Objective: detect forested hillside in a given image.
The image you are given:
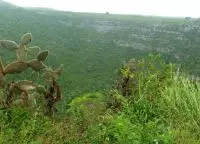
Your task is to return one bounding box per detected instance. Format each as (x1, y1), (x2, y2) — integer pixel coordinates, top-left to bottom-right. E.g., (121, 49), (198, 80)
(1, 1), (200, 100)
(0, 1), (200, 143)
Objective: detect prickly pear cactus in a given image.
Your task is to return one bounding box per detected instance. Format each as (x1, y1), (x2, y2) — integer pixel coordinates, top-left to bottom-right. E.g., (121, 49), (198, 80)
(0, 32), (63, 116)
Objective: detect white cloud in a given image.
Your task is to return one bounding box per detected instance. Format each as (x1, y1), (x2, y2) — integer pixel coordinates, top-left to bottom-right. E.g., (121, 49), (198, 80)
(4, 0), (200, 17)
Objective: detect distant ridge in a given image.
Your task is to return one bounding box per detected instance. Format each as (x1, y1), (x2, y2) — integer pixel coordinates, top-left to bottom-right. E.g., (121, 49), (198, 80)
(24, 6), (56, 11)
(0, 0), (64, 12)
(0, 0), (19, 9)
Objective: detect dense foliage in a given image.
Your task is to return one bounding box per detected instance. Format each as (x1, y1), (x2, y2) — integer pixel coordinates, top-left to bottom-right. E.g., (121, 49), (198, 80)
(0, 54), (199, 143)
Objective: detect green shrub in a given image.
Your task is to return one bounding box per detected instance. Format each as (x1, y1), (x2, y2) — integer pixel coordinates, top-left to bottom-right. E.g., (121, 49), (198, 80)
(0, 107), (51, 144)
(67, 92), (106, 133)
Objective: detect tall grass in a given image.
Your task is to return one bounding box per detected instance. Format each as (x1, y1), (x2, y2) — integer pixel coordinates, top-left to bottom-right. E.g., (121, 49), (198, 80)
(159, 74), (200, 143)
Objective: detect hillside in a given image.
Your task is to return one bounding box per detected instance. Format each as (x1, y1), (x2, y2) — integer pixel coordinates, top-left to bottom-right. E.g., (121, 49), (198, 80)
(0, 1), (200, 101)
(1, 1), (200, 143)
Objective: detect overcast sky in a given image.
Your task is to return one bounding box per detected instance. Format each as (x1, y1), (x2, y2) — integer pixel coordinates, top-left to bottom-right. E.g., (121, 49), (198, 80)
(4, 0), (200, 18)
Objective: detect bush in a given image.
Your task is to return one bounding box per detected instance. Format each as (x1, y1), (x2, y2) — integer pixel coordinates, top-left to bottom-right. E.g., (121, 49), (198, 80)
(0, 107), (52, 144)
(67, 92), (106, 135)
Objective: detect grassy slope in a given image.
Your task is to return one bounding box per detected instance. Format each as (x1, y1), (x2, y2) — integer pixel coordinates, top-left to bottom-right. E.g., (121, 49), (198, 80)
(0, 1), (200, 101)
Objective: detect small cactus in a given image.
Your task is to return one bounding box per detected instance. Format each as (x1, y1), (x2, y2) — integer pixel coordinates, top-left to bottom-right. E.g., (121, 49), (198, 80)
(20, 33), (32, 46)
(0, 40), (19, 51)
(37, 50), (49, 61)
(4, 61), (29, 74)
(28, 59), (47, 72)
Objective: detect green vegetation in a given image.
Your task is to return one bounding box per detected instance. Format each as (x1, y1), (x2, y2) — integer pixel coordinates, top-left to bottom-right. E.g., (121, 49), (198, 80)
(1, 1), (200, 100)
(0, 1), (200, 143)
(0, 54), (199, 143)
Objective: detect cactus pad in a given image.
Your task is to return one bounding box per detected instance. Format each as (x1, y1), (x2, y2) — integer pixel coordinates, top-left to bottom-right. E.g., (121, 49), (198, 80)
(21, 33), (32, 45)
(28, 59), (47, 72)
(4, 61), (29, 74)
(15, 80), (37, 91)
(0, 40), (19, 51)
(16, 44), (27, 60)
(37, 50), (49, 61)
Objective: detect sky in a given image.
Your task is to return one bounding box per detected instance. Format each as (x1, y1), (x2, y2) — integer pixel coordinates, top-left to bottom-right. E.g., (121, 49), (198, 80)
(3, 0), (200, 18)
